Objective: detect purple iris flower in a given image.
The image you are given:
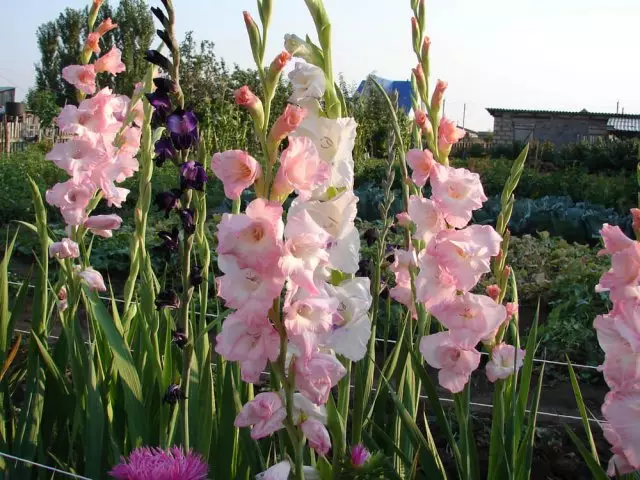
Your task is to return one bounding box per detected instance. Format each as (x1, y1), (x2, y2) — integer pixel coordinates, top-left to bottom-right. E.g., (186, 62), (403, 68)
(154, 138), (177, 167)
(179, 209), (196, 236)
(166, 109), (199, 150)
(179, 161), (207, 191)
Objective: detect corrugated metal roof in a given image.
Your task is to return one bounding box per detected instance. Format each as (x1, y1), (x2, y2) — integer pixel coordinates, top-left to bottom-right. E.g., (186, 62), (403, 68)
(607, 117), (640, 133)
(486, 107), (640, 118)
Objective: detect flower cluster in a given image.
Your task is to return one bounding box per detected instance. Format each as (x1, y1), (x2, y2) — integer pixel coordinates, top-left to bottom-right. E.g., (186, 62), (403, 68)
(398, 152), (522, 393)
(593, 221), (640, 475)
(45, 18), (140, 292)
(212, 48), (371, 457)
(109, 446), (208, 480)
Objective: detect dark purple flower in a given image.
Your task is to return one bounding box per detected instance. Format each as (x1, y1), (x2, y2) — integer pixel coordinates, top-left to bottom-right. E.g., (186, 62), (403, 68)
(179, 209), (196, 236)
(357, 259), (371, 278)
(167, 109), (199, 150)
(171, 327), (188, 349)
(145, 90), (171, 113)
(350, 444), (371, 467)
(144, 49), (173, 72)
(154, 137), (177, 167)
(363, 228), (379, 247)
(180, 161), (207, 191)
(162, 384), (186, 405)
(190, 264), (203, 287)
(155, 290), (180, 310)
(153, 77), (177, 94)
(157, 227), (179, 252)
(109, 446), (207, 480)
(155, 190), (181, 216)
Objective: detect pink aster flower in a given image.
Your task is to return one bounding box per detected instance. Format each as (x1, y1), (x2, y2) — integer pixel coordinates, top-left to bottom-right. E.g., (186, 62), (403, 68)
(430, 163), (487, 228)
(61, 64), (97, 95)
(84, 214), (122, 238)
(406, 148), (435, 187)
(419, 331), (481, 394)
(49, 238), (80, 259)
(272, 136), (331, 200)
(407, 195), (445, 244)
(486, 343), (525, 382)
(301, 418), (331, 455)
(234, 392), (286, 440)
(94, 47), (126, 75)
(211, 150), (262, 200)
(109, 445), (208, 480)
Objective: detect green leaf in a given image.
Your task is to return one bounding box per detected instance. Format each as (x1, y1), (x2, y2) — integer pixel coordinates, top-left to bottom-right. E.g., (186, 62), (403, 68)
(30, 330), (69, 395)
(85, 345), (105, 479)
(566, 357), (600, 464)
(564, 426), (609, 480)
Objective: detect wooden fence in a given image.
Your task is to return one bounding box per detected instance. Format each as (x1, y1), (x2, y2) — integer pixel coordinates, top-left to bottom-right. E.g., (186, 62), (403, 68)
(0, 115), (63, 154)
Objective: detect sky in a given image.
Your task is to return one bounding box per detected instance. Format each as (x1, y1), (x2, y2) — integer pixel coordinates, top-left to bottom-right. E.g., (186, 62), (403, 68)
(1, 0), (640, 130)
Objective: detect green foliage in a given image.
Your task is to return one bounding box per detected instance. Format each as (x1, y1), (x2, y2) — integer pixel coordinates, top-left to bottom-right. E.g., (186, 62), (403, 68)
(25, 88), (59, 128)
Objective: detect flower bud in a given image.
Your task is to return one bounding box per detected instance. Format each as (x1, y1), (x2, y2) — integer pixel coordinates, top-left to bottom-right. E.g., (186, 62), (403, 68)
(95, 17), (118, 36)
(413, 64), (427, 101)
(268, 104), (307, 146)
(284, 34), (323, 66)
(243, 11), (262, 63)
(266, 51), (292, 94)
(506, 302), (519, 320)
(233, 85), (264, 130)
(259, 0), (272, 30)
(431, 79), (447, 111)
(411, 17), (421, 56)
(486, 284), (501, 302)
(417, 0), (426, 33)
(57, 286), (68, 312)
(503, 265), (512, 280)
(421, 37), (431, 77)
(396, 212), (412, 227)
(84, 32), (101, 54)
(632, 208), (640, 235)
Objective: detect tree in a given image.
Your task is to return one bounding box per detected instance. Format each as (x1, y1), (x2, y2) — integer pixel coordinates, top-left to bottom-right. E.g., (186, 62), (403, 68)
(25, 88), (59, 128)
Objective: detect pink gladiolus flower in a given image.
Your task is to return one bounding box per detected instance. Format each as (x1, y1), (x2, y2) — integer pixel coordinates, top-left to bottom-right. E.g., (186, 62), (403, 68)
(211, 150), (261, 200)
(271, 50), (292, 72)
(272, 137), (331, 200)
(408, 195), (445, 244)
(389, 248), (417, 285)
(486, 343), (525, 382)
(256, 461), (292, 480)
(94, 47), (126, 75)
(438, 117), (465, 151)
(284, 291), (338, 336)
(45, 136), (107, 179)
(603, 425), (638, 475)
(234, 392), (286, 440)
(77, 267), (106, 292)
(46, 180), (95, 226)
(279, 210), (331, 294)
(109, 446), (208, 480)
(56, 88), (123, 139)
(350, 444), (371, 467)
(49, 238), (80, 259)
(430, 163), (487, 228)
(420, 331), (481, 394)
(396, 212), (412, 227)
(62, 65), (97, 95)
(599, 224), (635, 256)
(431, 79), (448, 108)
(427, 225), (501, 291)
(296, 351), (347, 405)
(216, 255), (284, 311)
(85, 32), (101, 54)
(632, 208), (640, 233)
(269, 105), (308, 143)
(215, 311), (280, 384)
(217, 198), (284, 274)
(412, 63), (424, 85)
(96, 17), (118, 36)
(602, 390), (640, 469)
(84, 214), (122, 238)
(416, 252), (458, 309)
(301, 418), (331, 456)
(57, 286), (68, 312)
(234, 85), (260, 108)
(406, 148), (435, 187)
(430, 293), (506, 347)
(505, 302), (518, 320)
(596, 242), (640, 301)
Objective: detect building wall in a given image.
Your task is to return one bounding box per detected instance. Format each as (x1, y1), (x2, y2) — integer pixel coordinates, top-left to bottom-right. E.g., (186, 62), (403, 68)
(0, 89), (16, 107)
(492, 113), (609, 146)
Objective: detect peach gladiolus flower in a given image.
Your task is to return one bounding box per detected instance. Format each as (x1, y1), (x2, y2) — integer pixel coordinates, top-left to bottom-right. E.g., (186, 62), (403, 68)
(211, 150), (261, 200)
(62, 65), (97, 95)
(406, 148), (435, 187)
(94, 47), (126, 75)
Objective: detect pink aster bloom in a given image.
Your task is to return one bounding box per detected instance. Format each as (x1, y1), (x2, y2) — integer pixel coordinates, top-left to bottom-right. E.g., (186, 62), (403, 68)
(486, 343), (525, 382)
(301, 418), (331, 456)
(438, 117), (465, 155)
(406, 148), (435, 187)
(62, 64), (97, 95)
(211, 150), (262, 200)
(419, 331), (481, 394)
(77, 267), (106, 292)
(94, 47), (126, 75)
(269, 105), (308, 143)
(295, 351), (347, 405)
(408, 195), (445, 244)
(216, 198), (284, 274)
(279, 209), (331, 294)
(430, 293), (506, 347)
(272, 136), (331, 200)
(430, 163), (487, 228)
(109, 446), (208, 480)
(427, 225), (501, 291)
(216, 255), (284, 312)
(83, 214), (122, 238)
(215, 311), (280, 384)
(599, 224), (635, 256)
(49, 238), (80, 259)
(46, 180), (96, 226)
(234, 392), (286, 440)
(601, 390), (640, 469)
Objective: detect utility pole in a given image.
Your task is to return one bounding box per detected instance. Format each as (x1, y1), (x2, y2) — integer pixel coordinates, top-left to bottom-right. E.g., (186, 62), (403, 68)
(462, 103), (466, 128)
(617, 100), (620, 114)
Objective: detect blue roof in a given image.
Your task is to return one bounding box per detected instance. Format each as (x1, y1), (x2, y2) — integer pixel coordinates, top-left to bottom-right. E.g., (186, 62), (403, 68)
(356, 75), (413, 112)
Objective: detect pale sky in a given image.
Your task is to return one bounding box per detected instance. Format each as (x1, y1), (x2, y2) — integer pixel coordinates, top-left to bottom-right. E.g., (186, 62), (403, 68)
(1, 0), (640, 130)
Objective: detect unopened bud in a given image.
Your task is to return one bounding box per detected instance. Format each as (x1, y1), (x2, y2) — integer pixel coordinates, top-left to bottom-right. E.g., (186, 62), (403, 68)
(632, 208), (640, 235)
(234, 85), (264, 130)
(506, 302), (518, 320)
(58, 286), (68, 312)
(266, 51), (292, 98)
(421, 36), (431, 59)
(413, 64), (427, 100)
(414, 109), (432, 134)
(411, 17), (421, 56)
(503, 265), (511, 279)
(486, 284), (501, 302)
(243, 11), (262, 63)
(396, 212), (412, 227)
(431, 79), (448, 111)
(417, 0), (426, 32)
(95, 18), (118, 36)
